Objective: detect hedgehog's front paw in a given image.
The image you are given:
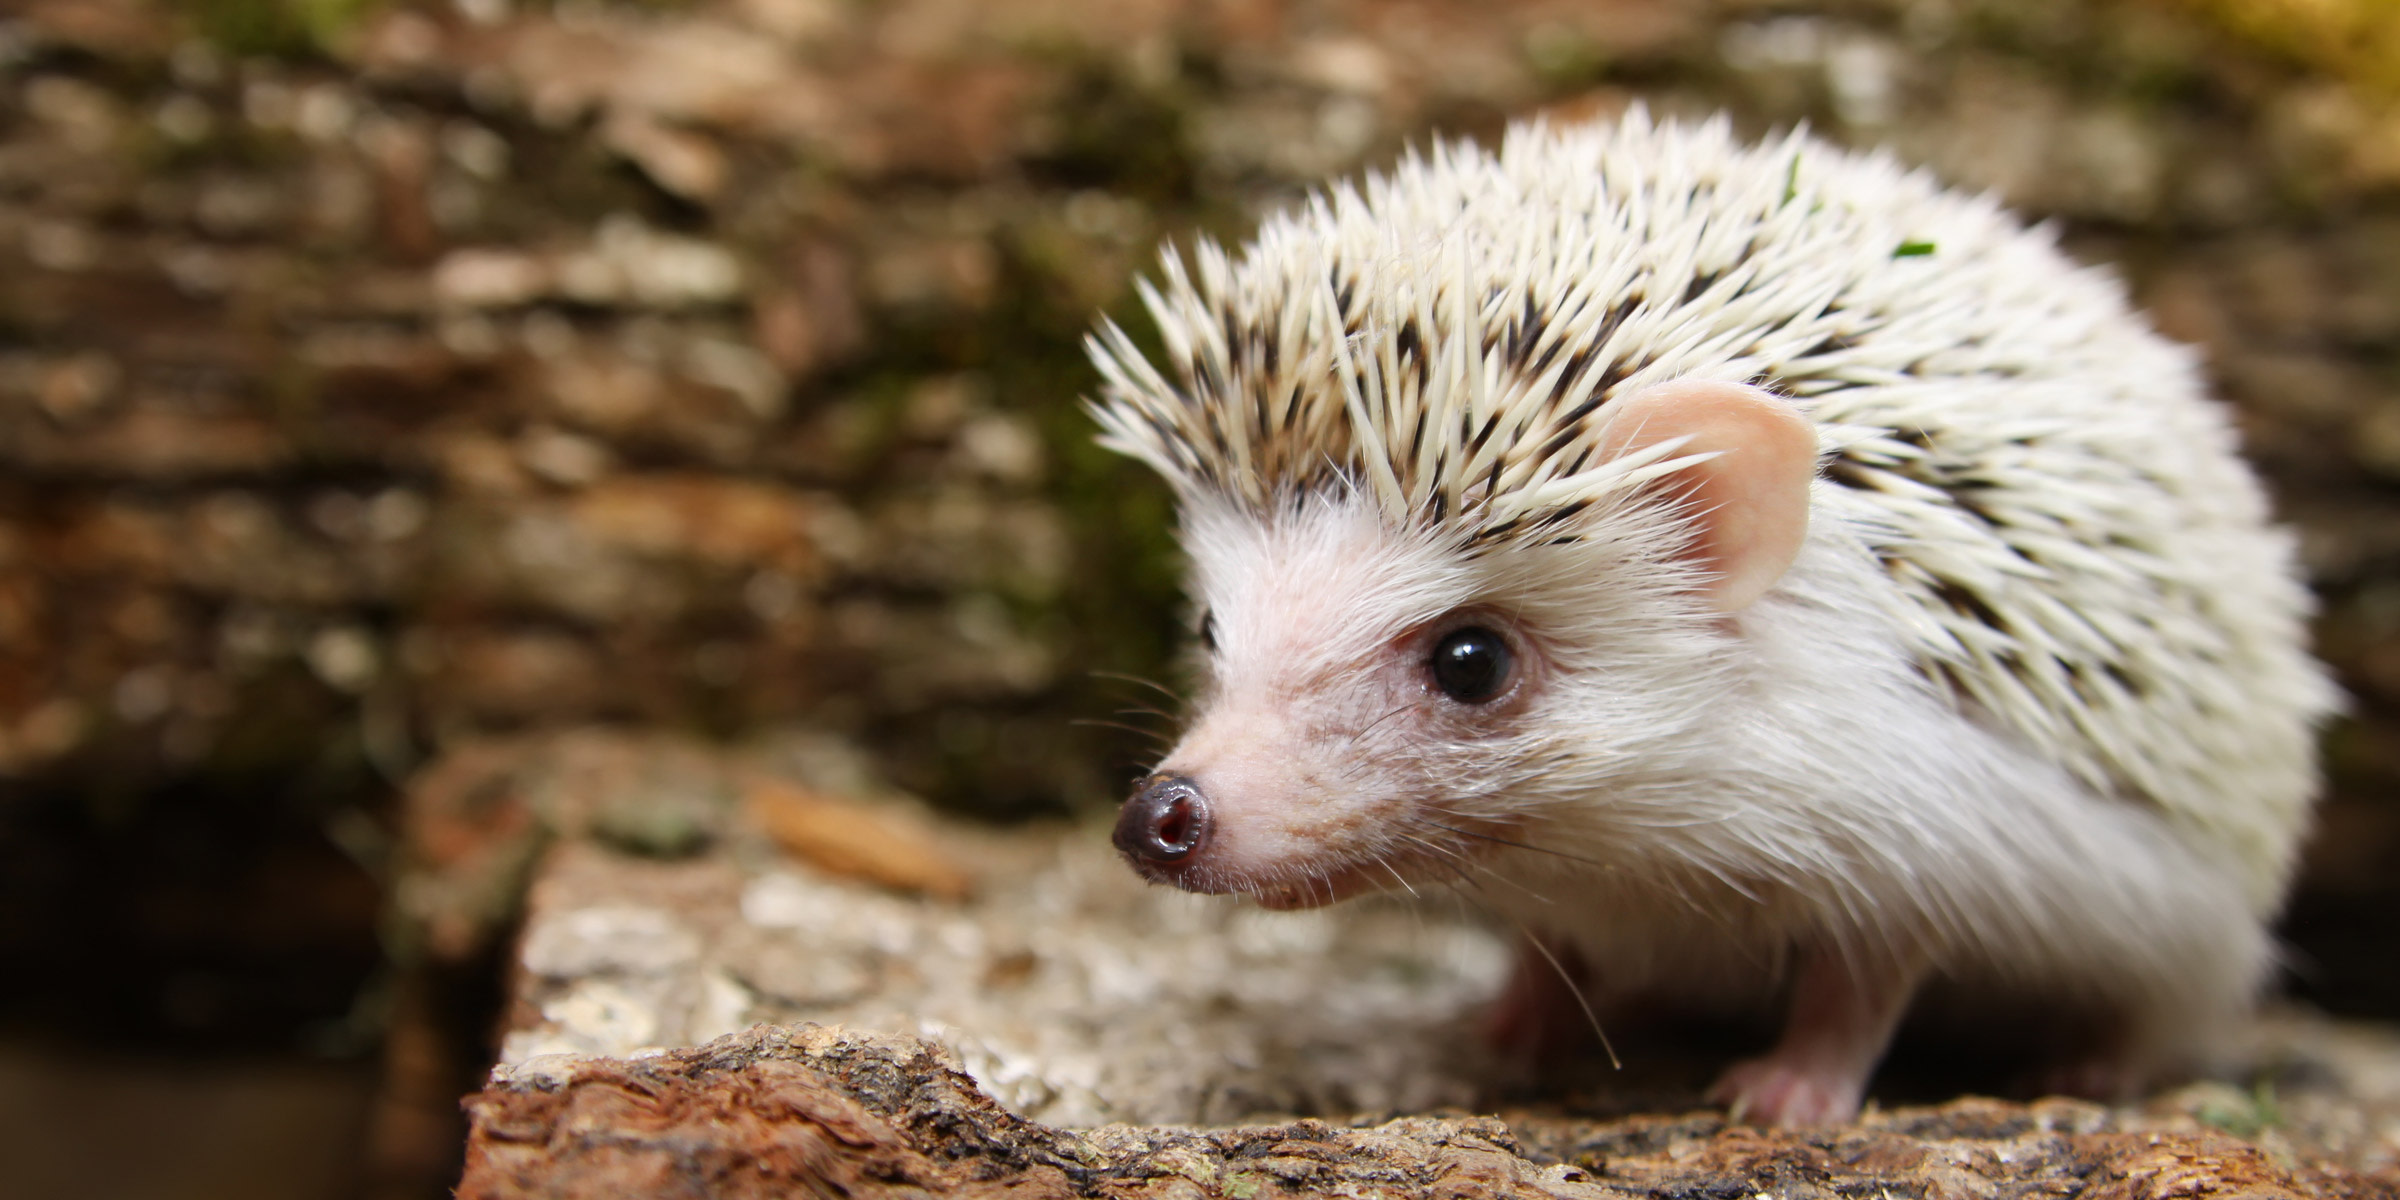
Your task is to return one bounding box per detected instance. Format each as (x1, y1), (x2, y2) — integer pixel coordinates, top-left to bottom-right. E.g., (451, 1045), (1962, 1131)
(1711, 950), (1917, 1126)
(1706, 1055), (1866, 1126)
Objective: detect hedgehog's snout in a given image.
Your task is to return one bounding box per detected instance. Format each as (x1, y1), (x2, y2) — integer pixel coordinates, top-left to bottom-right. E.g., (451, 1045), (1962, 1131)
(1114, 773), (1212, 880)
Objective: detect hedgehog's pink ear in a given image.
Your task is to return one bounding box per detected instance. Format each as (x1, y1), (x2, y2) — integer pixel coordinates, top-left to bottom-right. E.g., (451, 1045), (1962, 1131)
(1600, 380), (1818, 613)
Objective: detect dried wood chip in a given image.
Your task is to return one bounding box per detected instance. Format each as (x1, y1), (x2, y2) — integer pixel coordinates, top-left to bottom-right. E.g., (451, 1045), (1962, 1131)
(742, 777), (975, 900)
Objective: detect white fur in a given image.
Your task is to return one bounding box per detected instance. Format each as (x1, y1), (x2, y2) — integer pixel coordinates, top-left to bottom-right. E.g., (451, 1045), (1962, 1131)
(1089, 111), (2334, 1076)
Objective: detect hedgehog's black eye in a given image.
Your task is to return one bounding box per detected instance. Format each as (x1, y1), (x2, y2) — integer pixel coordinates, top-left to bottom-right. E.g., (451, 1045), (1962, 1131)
(1199, 609), (1217, 653)
(1430, 626), (1513, 703)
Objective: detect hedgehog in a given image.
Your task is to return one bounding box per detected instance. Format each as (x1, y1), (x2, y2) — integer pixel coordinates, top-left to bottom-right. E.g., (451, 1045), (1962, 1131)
(1083, 110), (2333, 1126)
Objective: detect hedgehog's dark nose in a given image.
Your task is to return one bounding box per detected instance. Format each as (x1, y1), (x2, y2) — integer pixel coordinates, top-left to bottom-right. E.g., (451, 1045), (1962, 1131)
(1115, 774), (1210, 866)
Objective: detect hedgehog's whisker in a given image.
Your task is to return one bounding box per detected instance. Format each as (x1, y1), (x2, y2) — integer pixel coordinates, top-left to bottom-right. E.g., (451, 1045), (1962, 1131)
(1334, 706), (1413, 782)
(1402, 824), (1556, 906)
(1091, 670), (1188, 709)
(1421, 854), (1620, 1070)
(1507, 911), (1621, 1070)
(1069, 718), (1175, 748)
(1423, 809), (1753, 937)
(1347, 705), (1410, 748)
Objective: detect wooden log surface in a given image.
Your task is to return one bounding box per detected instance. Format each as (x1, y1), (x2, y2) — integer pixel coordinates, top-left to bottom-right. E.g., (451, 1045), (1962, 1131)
(461, 1024), (2393, 1200)
(436, 732), (2400, 1198)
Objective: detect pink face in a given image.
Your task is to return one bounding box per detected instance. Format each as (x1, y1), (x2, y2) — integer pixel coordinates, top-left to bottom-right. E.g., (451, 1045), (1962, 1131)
(1112, 496), (1552, 908)
(1107, 380), (1820, 910)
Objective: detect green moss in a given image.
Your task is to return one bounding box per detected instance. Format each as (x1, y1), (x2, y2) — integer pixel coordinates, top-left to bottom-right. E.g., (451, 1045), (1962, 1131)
(791, 191), (1197, 815)
(1523, 24), (1611, 90)
(192, 0), (386, 60)
(1023, 61), (1198, 206)
(1027, 282), (1189, 678)
(590, 788), (719, 858)
(2195, 1080), (2285, 1139)
(1955, 0), (2229, 109)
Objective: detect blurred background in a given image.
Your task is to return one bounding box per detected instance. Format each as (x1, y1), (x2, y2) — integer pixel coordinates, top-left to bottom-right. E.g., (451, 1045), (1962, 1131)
(0, 0), (2395, 1196)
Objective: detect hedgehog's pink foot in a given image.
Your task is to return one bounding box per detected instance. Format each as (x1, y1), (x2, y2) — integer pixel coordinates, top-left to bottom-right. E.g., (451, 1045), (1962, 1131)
(1707, 951), (1920, 1127)
(1708, 1055), (1864, 1126)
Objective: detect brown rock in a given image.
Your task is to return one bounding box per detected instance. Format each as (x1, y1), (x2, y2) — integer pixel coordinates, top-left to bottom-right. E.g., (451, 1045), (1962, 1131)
(417, 627), (611, 726)
(11, 407), (293, 479)
(369, 117), (442, 264)
(750, 239), (864, 381)
(427, 475), (830, 626)
(566, 476), (823, 576)
(14, 0), (172, 59)
(602, 112), (730, 203)
(833, 60), (1046, 180)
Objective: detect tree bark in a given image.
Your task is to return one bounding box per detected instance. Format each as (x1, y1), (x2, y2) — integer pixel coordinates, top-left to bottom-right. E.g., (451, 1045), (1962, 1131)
(460, 1024), (2390, 1200)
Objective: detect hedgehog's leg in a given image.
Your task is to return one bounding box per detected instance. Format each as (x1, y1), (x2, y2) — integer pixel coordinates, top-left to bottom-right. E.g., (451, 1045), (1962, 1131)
(1484, 933), (1597, 1064)
(1706, 950), (1920, 1126)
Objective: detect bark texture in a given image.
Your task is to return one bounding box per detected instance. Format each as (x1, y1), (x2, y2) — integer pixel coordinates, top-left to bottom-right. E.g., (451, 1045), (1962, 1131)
(460, 1025), (2397, 1200)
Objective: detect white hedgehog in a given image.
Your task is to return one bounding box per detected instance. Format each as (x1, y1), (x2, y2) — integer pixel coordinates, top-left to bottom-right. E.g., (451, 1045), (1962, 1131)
(1085, 111), (2334, 1126)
